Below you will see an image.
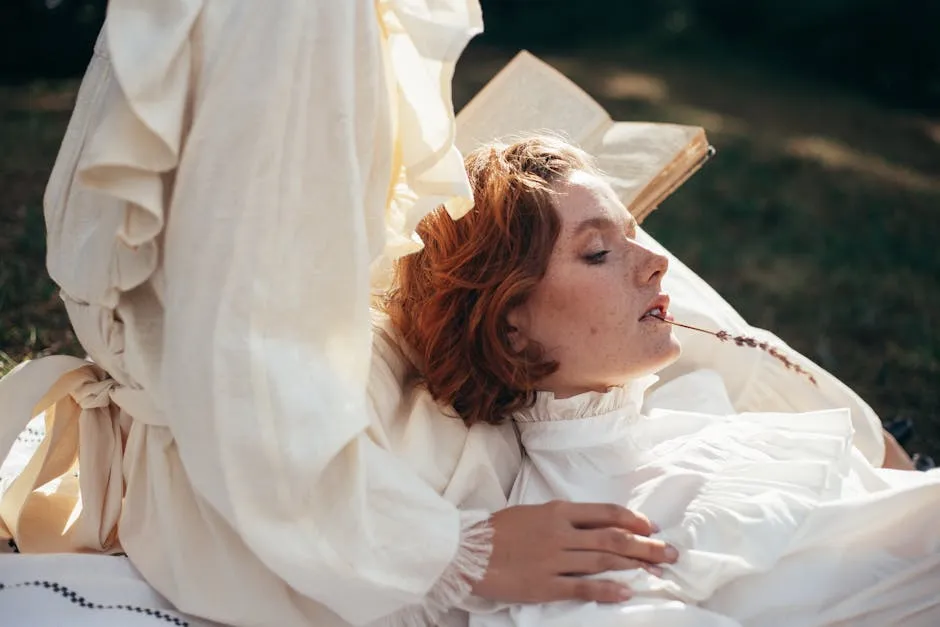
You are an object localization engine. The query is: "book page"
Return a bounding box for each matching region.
[455,51,710,221]
[631,140,712,223]
[593,122,706,211]
[455,51,610,154]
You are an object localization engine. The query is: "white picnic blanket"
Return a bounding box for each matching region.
[0,553,221,627]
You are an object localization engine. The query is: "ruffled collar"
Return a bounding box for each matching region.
[514,375,658,423]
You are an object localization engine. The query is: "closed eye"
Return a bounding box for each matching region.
[584,250,610,265]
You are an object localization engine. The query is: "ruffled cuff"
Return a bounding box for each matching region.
[375,509,493,627]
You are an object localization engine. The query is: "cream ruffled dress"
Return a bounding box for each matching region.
[472,370,940,627]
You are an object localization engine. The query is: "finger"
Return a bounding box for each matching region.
[569,528,678,564]
[561,502,656,536]
[557,551,652,576]
[547,576,633,604]
[642,563,665,577]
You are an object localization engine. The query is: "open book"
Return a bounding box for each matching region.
[455,51,713,223]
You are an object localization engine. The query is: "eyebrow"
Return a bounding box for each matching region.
[573,215,638,236]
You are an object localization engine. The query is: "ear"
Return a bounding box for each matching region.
[506,306,529,352]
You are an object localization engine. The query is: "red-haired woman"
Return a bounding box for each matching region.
[385,135,940,627]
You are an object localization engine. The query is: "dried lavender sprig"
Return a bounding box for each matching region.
[651,314,818,386]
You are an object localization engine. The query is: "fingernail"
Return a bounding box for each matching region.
[646,565,664,576]
[664,545,679,562]
[617,587,633,601]
[650,521,661,533]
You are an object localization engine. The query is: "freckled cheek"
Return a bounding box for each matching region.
[589,283,629,324]
[539,273,582,313]
[594,289,643,356]
[547,285,606,330]
[538,271,628,339]
[575,301,626,353]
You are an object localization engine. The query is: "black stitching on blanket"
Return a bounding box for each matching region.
[14,425,45,447]
[0,581,189,625]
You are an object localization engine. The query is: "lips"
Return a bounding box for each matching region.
[640,294,671,321]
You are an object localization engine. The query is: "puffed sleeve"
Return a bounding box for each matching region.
[640,228,886,466]
[80,0,490,624]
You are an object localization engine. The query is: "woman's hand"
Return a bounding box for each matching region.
[472,501,678,604]
[882,428,916,470]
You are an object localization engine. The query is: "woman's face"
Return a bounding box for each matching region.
[508,170,681,397]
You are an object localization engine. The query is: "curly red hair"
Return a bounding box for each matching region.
[383,136,597,425]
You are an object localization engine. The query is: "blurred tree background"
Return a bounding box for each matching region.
[0,0,106,81]
[3,0,937,112]
[1,0,939,458]
[482,0,940,113]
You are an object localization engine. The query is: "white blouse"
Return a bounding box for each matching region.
[472,373,940,627]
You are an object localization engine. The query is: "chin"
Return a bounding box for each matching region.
[651,335,683,373]
[668,333,683,359]
[615,339,682,382]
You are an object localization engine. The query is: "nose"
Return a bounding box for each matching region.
[640,247,669,286]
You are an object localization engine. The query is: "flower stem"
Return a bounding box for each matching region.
[652,314,818,386]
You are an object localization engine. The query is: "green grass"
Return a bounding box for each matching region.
[1,84,84,370]
[2,45,939,458]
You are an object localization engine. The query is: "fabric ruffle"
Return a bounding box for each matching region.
[370,0,481,293]
[381,509,493,627]
[10,0,202,559]
[514,375,658,423]
[735,337,885,465]
[592,408,856,604]
[46,2,201,310]
[509,378,859,608]
[56,1,480,302]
